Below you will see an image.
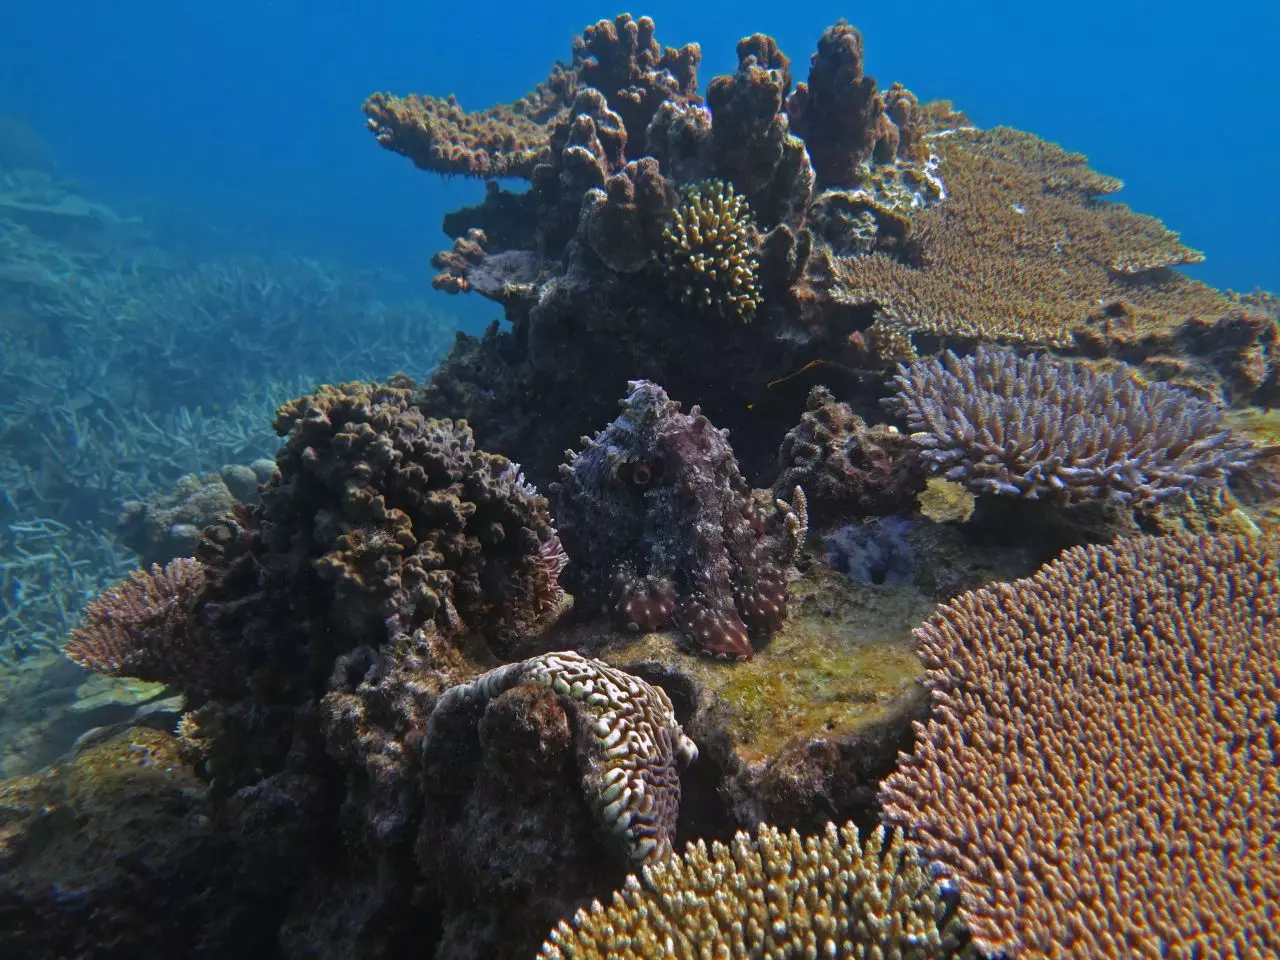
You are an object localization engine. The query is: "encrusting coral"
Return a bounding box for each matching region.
[426,650,697,863]
[540,820,963,959]
[879,533,1280,957]
[553,380,805,660]
[885,345,1258,506]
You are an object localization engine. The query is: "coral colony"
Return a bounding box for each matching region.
[3,12,1279,960]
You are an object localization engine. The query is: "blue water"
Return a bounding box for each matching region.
[4,0,1277,311]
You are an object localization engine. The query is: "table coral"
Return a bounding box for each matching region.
[426,650,697,864]
[362,66,576,179]
[885,345,1258,506]
[879,533,1280,957]
[553,380,804,660]
[540,821,962,960]
[829,125,1266,399]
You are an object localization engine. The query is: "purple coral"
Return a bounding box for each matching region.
[885,346,1257,505]
[552,380,801,660]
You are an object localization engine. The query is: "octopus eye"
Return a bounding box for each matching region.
[632,460,652,485]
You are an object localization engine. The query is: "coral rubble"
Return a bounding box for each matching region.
[553,380,802,660]
[879,533,1280,957]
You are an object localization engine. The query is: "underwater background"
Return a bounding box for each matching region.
[1,1,1279,957]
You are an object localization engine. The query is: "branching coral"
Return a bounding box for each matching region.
[541,821,962,959]
[885,346,1257,505]
[63,558,215,691]
[553,380,801,660]
[660,179,762,322]
[879,533,1280,957]
[427,650,697,863]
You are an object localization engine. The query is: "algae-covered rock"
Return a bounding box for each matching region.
[0,728,277,958]
[558,518,1034,836]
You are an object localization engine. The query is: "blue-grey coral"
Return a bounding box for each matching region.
[884,345,1256,505]
[426,650,697,863]
[541,821,961,959]
[552,380,804,660]
[879,533,1280,957]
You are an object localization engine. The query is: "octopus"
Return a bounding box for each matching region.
[551,380,804,659]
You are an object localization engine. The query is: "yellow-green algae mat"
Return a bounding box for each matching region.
[573,563,933,764]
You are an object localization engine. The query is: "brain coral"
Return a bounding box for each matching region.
[540,821,962,959]
[879,533,1280,958]
[426,650,697,863]
[884,345,1256,505]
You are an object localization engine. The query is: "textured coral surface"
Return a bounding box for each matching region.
[880,533,1280,957]
[554,381,798,660]
[886,346,1257,505]
[542,822,962,959]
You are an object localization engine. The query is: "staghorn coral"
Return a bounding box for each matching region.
[553,380,801,660]
[660,179,762,322]
[540,821,962,959]
[63,558,216,692]
[885,346,1257,505]
[426,650,697,864]
[879,533,1280,957]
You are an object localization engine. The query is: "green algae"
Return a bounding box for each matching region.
[596,563,933,763]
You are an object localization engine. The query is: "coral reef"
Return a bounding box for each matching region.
[660,180,761,321]
[389,14,969,488]
[774,385,925,531]
[885,346,1258,506]
[541,822,963,959]
[116,460,275,567]
[66,376,568,707]
[879,533,1280,957]
[553,380,802,660]
[427,650,697,863]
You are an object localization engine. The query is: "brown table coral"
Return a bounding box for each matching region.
[879,532,1280,957]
